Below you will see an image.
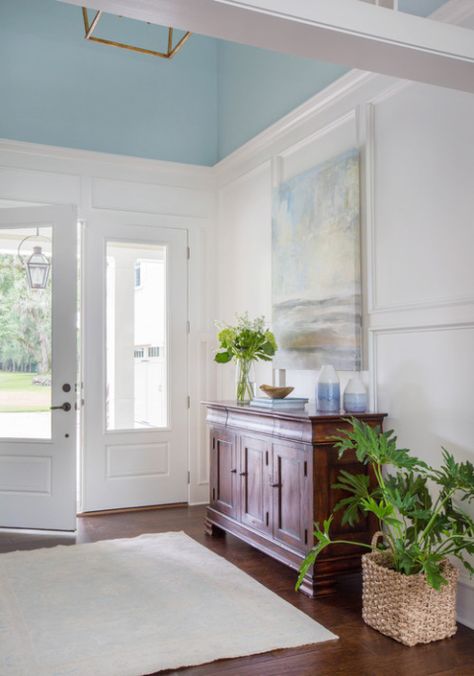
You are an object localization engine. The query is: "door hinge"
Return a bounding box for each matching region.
[265,511,269,527]
[187,395,191,409]
[304,460,307,477]
[187,246,190,260]
[187,470,191,484]
[304,528,308,545]
[186,320,190,334]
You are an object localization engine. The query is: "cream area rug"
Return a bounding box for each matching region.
[0,531,337,675]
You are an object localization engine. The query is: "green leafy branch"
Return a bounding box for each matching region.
[214,313,277,364]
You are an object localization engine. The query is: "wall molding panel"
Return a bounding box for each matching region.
[366,79,474,315]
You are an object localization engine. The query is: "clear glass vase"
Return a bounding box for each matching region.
[235,359,255,404]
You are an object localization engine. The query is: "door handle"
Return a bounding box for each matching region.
[230,468,237,473]
[50,402,72,412]
[270,481,282,488]
[239,471,248,477]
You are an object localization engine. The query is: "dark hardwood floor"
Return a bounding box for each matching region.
[1,505,473,676]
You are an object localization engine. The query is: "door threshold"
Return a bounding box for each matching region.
[78,502,188,517]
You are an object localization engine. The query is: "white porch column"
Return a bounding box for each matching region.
[110,247,136,429]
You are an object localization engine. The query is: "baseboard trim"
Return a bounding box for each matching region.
[457,578,474,630]
[0,527,76,535]
[78,502,188,517]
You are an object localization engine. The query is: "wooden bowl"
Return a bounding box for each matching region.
[260,384,294,399]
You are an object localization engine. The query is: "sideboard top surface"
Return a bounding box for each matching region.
[202,400,386,422]
[203,401,386,444]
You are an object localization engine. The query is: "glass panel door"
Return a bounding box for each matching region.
[0,226,52,439]
[83,217,188,512]
[0,206,78,530]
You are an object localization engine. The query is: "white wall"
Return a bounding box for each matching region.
[0,139,217,505]
[214,7,474,627]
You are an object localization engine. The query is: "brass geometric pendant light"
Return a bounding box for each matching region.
[81,7,192,60]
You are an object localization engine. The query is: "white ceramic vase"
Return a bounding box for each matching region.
[343,375,368,413]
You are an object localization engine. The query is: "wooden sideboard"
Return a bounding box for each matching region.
[204,401,386,598]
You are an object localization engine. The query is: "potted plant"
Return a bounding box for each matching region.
[214,313,277,404]
[296,418,474,646]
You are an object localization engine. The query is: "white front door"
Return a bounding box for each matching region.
[82,217,188,511]
[0,206,78,530]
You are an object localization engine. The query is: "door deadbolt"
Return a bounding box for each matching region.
[62,383,71,393]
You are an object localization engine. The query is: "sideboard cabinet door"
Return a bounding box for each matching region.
[271,442,311,553]
[240,435,271,534]
[211,428,239,519]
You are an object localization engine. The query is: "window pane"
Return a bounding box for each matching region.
[0,226,52,439]
[106,241,167,430]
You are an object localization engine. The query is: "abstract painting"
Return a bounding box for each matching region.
[272,148,361,371]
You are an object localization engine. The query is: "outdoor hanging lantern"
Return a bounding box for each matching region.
[17,229,51,290]
[26,245,51,289]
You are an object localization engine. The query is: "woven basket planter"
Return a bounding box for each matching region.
[361,534,459,647]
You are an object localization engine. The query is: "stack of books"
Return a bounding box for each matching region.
[250,397,309,410]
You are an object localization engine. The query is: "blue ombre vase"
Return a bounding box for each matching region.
[317,365,340,412]
[343,375,368,413]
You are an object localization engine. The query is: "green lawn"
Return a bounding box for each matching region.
[0,371,51,412]
[0,372,46,391]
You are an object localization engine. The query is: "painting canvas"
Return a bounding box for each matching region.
[272,148,361,371]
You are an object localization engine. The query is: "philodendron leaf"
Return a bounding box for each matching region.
[361,496,393,521]
[332,419,428,472]
[295,549,316,591]
[332,470,371,526]
[422,559,448,591]
[295,517,334,590]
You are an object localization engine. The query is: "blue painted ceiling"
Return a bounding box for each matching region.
[0,0,448,166]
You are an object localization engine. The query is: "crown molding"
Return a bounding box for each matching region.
[214,0,474,186]
[0,139,215,190]
[215,70,380,186]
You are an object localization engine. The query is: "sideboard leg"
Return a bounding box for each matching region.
[205,518,225,537]
[298,572,337,598]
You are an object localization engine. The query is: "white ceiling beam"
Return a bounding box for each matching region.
[59,0,474,93]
